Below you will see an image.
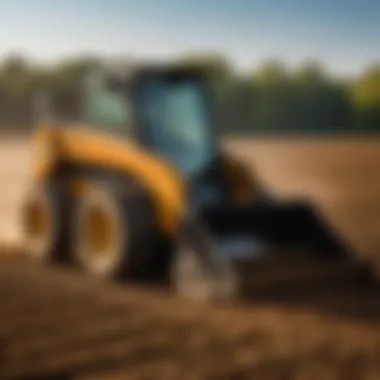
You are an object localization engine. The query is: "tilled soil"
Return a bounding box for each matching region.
[2,136,380,379]
[1,252,380,380]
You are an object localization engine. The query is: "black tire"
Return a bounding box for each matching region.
[21,180,72,263]
[73,182,157,281]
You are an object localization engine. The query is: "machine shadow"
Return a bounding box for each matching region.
[240,280,380,323]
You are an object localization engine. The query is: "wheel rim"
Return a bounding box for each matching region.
[79,197,123,275]
[83,206,116,258]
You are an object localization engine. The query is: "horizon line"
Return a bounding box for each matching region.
[0,49,378,80]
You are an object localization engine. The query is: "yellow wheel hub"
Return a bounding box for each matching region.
[24,198,51,242]
[82,205,117,259]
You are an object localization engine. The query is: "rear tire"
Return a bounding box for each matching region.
[21,180,72,263]
[73,182,157,281]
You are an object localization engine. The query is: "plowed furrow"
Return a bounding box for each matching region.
[3,322,205,380]
[0,303,127,341]
[2,253,380,380]
[6,314,153,359]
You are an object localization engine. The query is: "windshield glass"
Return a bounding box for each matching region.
[137,75,215,176]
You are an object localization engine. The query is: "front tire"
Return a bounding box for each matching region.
[73,183,157,281]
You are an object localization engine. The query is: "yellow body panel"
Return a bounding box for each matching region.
[32,125,61,180]
[32,124,187,234]
[31,123,257,234]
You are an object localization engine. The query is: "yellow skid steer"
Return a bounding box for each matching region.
[22,62,376,302]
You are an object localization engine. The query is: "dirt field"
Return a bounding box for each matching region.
[2,135,380,379]
[1,253,380,380]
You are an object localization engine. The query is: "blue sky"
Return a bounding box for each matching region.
[0,0,379,75]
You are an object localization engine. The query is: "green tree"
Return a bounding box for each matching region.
[0,54,38,128]
[294,60,350,131]
[0,54,35,98]
[351,64,380,130]
[254,59,288,86]
[251,60,298,131]
[0,52,378,134]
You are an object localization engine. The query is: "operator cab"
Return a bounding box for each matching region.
[133,68,231,206]
[101,64,233,207]
[136,71,214,176]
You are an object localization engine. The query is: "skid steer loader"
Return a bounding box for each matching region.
[22,62,376,302]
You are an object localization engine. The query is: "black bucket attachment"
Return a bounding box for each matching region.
[176,201,374,302]
[199,201,352,260]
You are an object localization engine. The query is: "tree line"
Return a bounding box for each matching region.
[0,53,379,134]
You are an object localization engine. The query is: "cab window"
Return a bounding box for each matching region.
[83,74,132,133]
[137,75,215,175]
